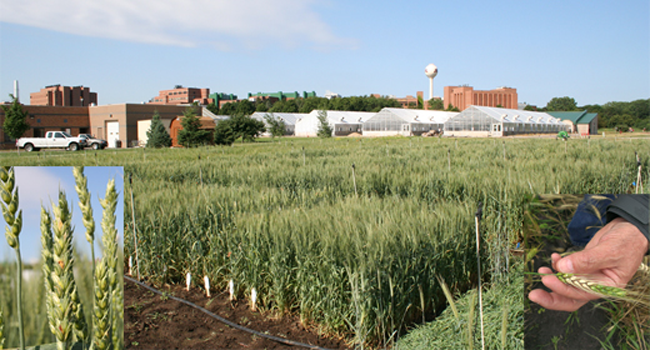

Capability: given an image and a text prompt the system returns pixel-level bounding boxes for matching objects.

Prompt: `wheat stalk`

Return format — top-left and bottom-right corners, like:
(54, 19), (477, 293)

(0, 304), (4, 349)
(0, 166), (25, 350)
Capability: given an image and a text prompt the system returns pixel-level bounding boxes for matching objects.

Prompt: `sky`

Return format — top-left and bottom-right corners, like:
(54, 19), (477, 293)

(0, 167), (124, 264)
(0, 0), (648, 108)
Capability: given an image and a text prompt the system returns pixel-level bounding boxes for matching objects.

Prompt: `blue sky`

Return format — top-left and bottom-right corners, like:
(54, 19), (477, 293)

(0, 0), (648, 107)
(0, 167), (123, 264)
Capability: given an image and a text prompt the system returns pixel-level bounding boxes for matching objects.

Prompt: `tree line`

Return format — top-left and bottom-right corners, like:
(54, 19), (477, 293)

(525, 96), (649, 130)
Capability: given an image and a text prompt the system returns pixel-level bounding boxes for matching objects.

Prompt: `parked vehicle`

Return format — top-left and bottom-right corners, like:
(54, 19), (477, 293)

(78, 134), (108, 150)
(16, 131), (87, 152)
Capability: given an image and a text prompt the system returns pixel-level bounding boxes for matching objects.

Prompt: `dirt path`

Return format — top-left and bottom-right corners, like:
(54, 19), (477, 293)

(124, 277), (349, 350)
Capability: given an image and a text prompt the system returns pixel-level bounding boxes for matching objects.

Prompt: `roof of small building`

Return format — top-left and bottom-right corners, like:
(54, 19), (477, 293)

(451, 106), (564, 124)
(250, 112), (307, 126)
(379, 108), (457, 123)
(546, 111), (598, 124)
(308, 110), (376, 124)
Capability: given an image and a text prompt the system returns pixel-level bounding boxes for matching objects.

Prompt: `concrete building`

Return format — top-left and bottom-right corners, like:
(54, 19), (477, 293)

(444, 86), (518, 111)
(363, 108), (457, 137)
(149, 86), (211, 105)
(88, 104), (201, 148)
(30, 85), (98, 106)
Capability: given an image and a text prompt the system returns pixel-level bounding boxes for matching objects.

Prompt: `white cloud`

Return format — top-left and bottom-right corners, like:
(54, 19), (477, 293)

(0, 0), (357, 50)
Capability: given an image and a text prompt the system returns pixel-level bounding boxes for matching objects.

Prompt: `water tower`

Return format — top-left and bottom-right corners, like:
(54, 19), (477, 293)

(424, 63), (438, 100)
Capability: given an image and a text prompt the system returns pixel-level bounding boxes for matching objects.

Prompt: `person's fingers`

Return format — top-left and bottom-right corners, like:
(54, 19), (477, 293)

(528, 289), (588, 312)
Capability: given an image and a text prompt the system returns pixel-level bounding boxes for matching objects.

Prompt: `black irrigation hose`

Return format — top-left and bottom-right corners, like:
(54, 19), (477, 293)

(124, 276), (334, 350)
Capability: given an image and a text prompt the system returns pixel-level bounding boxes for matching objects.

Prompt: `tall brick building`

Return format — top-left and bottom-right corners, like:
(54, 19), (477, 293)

(444, 86), (517, 111)
(30, 85), (98, 106)
(148, 86), (211, 105)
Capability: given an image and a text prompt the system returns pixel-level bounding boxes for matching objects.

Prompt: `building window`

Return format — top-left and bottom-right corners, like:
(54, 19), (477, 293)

(64, 119), (68, 123)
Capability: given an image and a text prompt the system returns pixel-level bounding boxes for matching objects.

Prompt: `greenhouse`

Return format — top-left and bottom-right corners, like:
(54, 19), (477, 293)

(444, 106), (571, 137)
(363, 108), (458, 136)
(250, 112), (307, 136)
(295, 110), (375, 137)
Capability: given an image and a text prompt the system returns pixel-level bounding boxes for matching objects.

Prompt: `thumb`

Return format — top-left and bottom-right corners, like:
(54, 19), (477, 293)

(556, 248), (610, 275)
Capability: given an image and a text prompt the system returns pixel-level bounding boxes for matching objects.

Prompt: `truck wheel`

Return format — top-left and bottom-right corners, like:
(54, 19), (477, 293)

(24, 143), (34, 152)
(69, 143), (79, 151)
(92, 143), (100, 150)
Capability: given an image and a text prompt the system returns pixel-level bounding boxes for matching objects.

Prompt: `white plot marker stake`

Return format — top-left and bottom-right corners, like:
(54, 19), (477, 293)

(251, 287), (258, 311)
(186, 272), (191, 291)
(128, 256), (132, 276)
(229, 280), (235, 301)
(204, 275), (211, 297)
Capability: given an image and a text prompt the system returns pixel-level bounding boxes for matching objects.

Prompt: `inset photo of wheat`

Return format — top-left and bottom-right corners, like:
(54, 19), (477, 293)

(0, 166), (124, 350)
(524, 194), (649, 350)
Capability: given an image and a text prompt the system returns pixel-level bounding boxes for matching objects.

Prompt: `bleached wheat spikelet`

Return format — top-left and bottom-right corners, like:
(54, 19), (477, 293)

(50, 192), (75, 350)
(40, 207), (56, 339)
(73, 166), (95, 245)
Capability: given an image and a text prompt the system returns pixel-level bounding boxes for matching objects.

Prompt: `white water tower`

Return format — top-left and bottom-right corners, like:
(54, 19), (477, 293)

(424, 63), (438, 100)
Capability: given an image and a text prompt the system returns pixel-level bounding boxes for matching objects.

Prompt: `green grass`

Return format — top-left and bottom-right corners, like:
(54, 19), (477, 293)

(3, 135), (648, 347)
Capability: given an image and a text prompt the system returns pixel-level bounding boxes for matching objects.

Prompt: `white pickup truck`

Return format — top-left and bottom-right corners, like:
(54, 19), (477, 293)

(16, 131), (87, 152)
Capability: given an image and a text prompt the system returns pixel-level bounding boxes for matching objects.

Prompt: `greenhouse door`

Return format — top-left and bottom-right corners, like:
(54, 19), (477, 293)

(492, 123), (502, 137)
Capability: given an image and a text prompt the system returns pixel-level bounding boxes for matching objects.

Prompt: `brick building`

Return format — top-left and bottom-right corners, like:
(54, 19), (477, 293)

(443, 86), (517, 111)
(0, 105), (90, 148)
(149, 86), (211, 105)
(30, 85), (98, 106)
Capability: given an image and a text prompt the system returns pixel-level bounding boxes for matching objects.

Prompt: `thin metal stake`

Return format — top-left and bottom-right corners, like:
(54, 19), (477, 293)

(129, 174), (141, 280)
(352, 163), (358, 197)
(475, 202), (485, 350)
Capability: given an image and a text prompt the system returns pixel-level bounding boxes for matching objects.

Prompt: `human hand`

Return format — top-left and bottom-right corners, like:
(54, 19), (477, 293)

(528, 217), (648, 312)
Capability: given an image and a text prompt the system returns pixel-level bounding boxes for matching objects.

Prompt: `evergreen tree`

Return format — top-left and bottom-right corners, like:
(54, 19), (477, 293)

(1, 95), (30, 141)
(177, 108), (211, 147)
(316, 110), (333, 138)
(146, 111), (172, 148)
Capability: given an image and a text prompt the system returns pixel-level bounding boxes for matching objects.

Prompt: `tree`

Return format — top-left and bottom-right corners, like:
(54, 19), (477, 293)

(264, 114), (286, 138)
(177, 108), (211, 147)
(428, 98), (444, 110)
(316, 110), (333, 138)
(445, 104), (460, 112)
(546, 97), (578, 111)
(146, 110), (172, 148)
(1, 94), (30, 141)
(213, 119), (236, 145)
(213, 114), (265, 145)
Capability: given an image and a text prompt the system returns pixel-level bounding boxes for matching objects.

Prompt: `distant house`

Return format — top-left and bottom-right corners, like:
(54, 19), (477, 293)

(363, 108), (457, 136)
(546, 111), (598, 135)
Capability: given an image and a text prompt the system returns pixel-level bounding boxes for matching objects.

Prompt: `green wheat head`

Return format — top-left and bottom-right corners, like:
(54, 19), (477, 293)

(40, 207), (56, 341)
(101, 179), (121, 349)
(73, 166), (95, 245)
(92, 259), (111, 350)
(50, 192), (78, 350)
(1, 166), (22, 250)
